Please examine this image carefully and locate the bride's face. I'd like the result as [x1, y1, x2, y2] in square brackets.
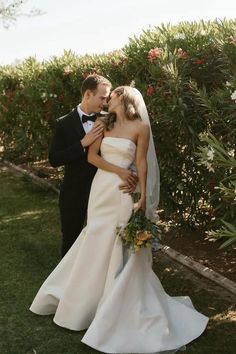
[107, 91, 123, 113]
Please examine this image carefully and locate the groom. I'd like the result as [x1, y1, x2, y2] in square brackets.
[49, 75, 136, 257]
[49, 75, 112, 257]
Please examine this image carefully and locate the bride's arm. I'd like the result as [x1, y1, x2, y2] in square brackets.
[88, 137, 137, 186]
[135, 123, 150, 212]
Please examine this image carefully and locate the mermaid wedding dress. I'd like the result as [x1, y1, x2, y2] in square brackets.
[30, 137, 208, 353]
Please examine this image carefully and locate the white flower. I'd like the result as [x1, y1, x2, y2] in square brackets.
[41, 92, 47, 98]
[207, 147, 214, 161]
[228, 149, 235, 157]
[226, 81, 231, 87]
[174, 33, 185, 40]
[206, 162, 215, 172]
[231, 90, 236, 101]
[54, 94, 57, 98]
[201, 159, 214, 172]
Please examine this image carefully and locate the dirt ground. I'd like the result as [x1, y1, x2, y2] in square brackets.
[153, 251, 236, 304]
[162, 229, 236, 282]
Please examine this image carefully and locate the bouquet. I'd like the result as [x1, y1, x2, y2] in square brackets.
[117, 208, 161, 252]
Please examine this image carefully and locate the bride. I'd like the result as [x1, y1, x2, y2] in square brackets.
[30, 86, 208, 354]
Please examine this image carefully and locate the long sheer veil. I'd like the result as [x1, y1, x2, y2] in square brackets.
[132, 88, 160, 222]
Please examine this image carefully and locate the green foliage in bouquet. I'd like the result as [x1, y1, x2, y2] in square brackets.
[118, 209, 161, 252]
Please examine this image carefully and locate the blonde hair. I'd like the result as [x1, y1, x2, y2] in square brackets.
[102, 86, 141, 131]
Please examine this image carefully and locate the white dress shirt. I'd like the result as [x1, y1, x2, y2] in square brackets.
[77, 104, 95, 134]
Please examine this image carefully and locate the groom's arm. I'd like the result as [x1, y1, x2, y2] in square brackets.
[49, 118, 104, 167]
[48, 119, 85, 167]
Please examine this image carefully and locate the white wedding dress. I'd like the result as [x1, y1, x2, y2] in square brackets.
[30, 137, 208, 354]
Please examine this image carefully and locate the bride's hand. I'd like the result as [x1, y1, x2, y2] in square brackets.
[118, 169, 137, 187]
[134, 197, 146, 213]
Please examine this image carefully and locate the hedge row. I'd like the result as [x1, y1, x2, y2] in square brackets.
[0, 19, 235, 229]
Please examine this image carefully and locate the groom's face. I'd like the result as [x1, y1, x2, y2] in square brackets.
[87, 84, 110, 113]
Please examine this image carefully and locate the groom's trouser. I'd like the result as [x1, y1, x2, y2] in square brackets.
[59, 207, 87, 258]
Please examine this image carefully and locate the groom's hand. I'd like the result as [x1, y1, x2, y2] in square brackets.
[119, 173, 138, 194]
[81, 120, 104, 147]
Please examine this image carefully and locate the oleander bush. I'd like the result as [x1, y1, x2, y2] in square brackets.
[122, 20, 236, 230]
[196, 133, 236, 247]
[0, 19, 235, 233]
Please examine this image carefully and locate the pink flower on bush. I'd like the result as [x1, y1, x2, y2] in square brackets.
[195, 58, 205, 65]
[147, 48, 162, 62]
[63, 66, 73, 76]
[227, 35, 235, 44]
[176, 48, 188, 59]
[146, 85, 155, 97]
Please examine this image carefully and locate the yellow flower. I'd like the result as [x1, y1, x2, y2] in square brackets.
[136, 230, 153, 241]
[136, 240, 144, 246]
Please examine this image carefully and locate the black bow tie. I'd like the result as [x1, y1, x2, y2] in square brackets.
[82, 114, 97, 123]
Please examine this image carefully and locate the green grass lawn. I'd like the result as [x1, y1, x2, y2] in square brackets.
[0, 168, 235, 354]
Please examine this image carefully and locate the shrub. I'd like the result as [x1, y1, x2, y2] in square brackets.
[1, 19, 236, 231]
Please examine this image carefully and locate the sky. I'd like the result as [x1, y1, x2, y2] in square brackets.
[0, 0, 236, 65]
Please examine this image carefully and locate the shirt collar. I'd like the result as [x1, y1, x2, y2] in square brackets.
[77, 104, 96, 122]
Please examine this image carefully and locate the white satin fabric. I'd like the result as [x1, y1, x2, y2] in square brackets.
[30, 137, 208, 353]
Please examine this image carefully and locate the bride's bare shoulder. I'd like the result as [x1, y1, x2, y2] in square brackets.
[136, 120, 150, 134]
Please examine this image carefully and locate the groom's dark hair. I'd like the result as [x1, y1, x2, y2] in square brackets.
[81, 74, 112, 96]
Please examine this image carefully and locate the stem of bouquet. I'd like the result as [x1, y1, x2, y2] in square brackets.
[132, 192, 141, 213]
[132, 192, 141, 204]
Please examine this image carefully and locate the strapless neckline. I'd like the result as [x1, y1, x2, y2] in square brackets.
[103, 136, 136, 148]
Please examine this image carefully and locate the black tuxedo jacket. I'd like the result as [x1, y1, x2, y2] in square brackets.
[48, 108, 97, 210]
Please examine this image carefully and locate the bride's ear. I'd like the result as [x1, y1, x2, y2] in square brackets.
[126, 103, 136, 116]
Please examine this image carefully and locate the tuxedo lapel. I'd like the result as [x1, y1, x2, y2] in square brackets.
[71, 108, 86, 137]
